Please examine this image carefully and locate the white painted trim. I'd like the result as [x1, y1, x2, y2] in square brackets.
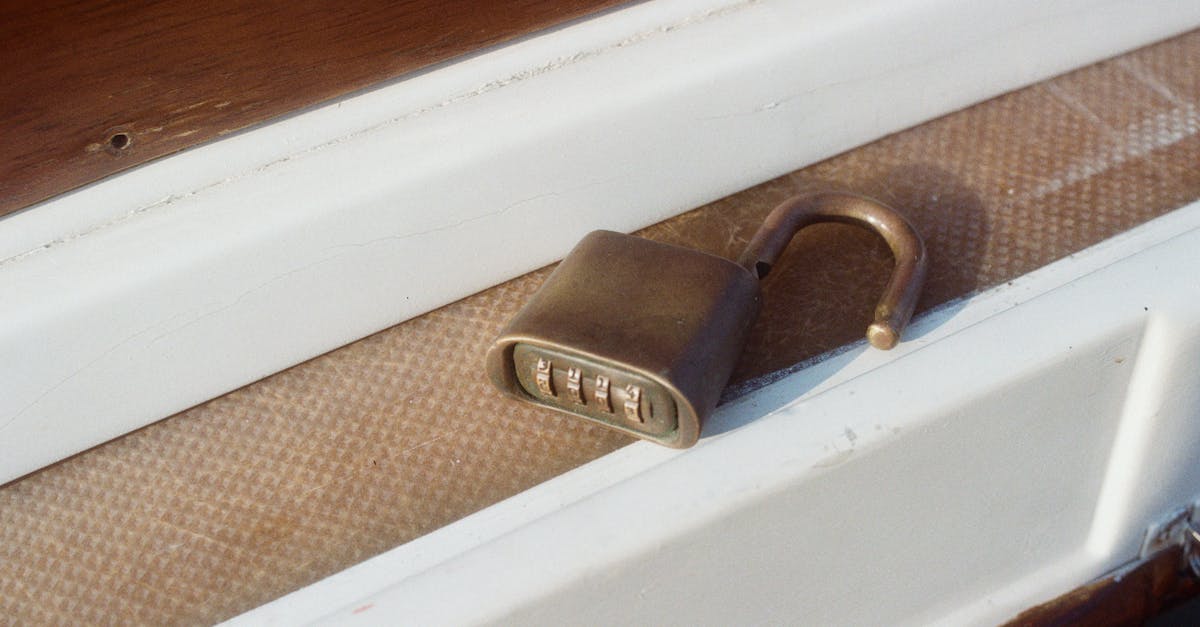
[3, 0, 1198, 482]
[232, 200, 1200, 625]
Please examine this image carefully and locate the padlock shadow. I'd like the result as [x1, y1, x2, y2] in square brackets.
[705, 342, 869, 438]
[873, 163, 993, 341]
[710, 164, 989, 436]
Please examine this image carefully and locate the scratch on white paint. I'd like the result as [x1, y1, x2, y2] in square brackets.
[0, 311, 195, 432]
[318, 176, 620, 255]
[812, 448, 854, 469]
[0, 1, 761, 270]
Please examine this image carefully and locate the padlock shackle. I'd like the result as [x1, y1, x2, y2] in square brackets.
[737, 193, 928, 350]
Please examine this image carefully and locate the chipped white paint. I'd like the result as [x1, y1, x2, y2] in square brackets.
[2, 0, 1199, 484]
[233, 200, 1200, 626]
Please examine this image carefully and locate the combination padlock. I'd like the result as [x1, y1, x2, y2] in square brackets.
[486, 193, 927, 448]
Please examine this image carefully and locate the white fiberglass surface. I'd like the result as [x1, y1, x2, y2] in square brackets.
[234, 200, 1200, 625]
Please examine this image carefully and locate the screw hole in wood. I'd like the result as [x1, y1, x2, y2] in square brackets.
[107, 132, 131, 153]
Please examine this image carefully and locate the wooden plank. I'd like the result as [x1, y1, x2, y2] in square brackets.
[0, 0, 629, 217]
[1005, 546, 1200, 626]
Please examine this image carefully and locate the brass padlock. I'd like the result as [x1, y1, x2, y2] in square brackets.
[486, 193, 927, 448]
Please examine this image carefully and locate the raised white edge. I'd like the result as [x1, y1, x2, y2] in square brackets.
[232, 199, 1200, 625]
[2, 0, 1198, 483]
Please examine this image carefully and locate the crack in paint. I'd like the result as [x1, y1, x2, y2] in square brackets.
[0, 0, 760, 270]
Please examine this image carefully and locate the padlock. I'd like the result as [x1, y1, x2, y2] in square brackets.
[486, 192, 927, 448]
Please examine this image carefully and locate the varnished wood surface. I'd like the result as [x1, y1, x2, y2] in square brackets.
[1005, 546, 1200, 626]
[0, 0, 630, 217]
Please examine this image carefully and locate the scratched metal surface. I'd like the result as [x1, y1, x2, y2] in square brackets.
[1, 29, 1198, 625]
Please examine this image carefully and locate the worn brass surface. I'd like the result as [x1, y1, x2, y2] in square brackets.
[487, 230, 760, 448]
[490, 194, 926, 446]
[739, 193, 928, 350]
[513, 345, 678, 437]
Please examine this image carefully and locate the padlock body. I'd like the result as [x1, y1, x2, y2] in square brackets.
[486, 230, 760, 448]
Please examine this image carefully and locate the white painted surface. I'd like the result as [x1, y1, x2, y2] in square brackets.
[233, 201, 1200, 626]
[3, 0, 1199, 482]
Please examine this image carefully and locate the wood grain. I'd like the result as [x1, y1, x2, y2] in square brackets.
[1005, 546, 1200, 626]
[0, 0, 630, 217]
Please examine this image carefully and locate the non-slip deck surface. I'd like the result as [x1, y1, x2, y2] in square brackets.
[1, 28, 1198, 625]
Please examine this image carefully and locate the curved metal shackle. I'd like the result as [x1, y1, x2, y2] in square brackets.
[737, 192, 928, 350]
